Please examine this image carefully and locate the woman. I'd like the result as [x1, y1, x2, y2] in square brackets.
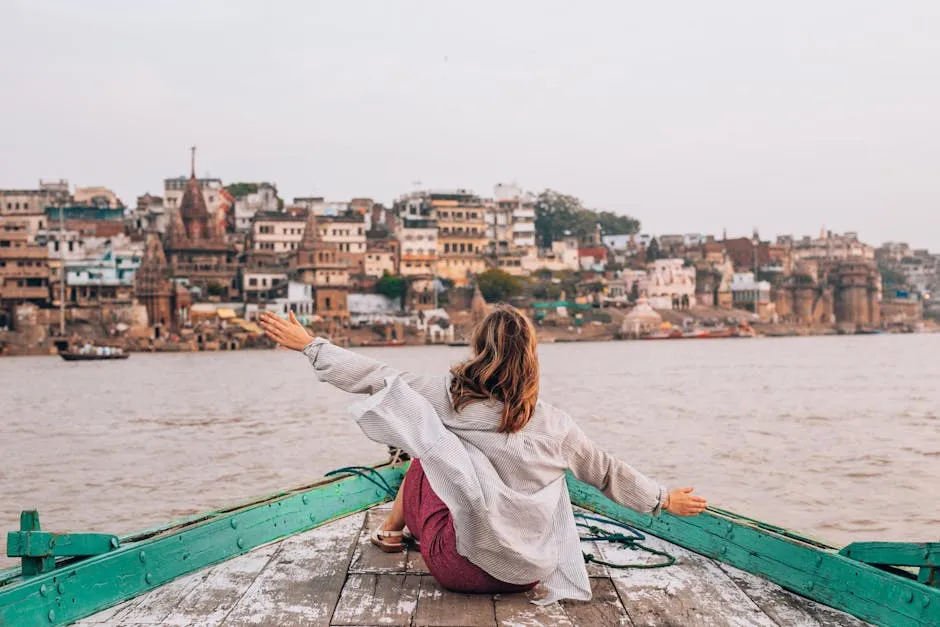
[260, 305, 706, 603]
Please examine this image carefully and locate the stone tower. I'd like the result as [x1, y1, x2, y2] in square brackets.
[135, 233, 173, 329]
[292, 210, 349, 322]
[164, 148, 237, 300]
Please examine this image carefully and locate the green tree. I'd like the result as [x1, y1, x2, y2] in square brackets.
[535, 190, 640, 247]
[646, 237, 662, 262]
[477, 269, 524, 303]
[594, 210, 640, 237]
[879, 267, 907, 291]
[224, 182, 259, 198]
[375, 272, 406, 301]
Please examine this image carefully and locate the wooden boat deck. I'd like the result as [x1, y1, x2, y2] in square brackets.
[77, 506, 868, 627]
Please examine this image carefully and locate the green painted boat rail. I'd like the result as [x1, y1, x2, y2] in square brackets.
[567, 473, 940, 627]
[7, 511, 119, 577]
[0, 463, 407, 626]
[840, 542, 939, 588]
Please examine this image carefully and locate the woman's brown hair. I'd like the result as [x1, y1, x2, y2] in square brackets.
[449, 304, 539, 433]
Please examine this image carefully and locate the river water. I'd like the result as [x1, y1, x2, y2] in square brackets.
[1, 335, 938, 567]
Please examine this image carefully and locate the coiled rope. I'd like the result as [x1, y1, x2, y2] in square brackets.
[575, 512, 676, 569]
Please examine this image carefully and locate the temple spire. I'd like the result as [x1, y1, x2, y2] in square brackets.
[190, 146, 196, 178]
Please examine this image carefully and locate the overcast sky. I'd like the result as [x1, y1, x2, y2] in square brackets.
[2, 1, 938, 249]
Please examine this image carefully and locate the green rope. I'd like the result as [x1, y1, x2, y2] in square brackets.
[575, 512, 676, 569]
[325, 466, 397, 498]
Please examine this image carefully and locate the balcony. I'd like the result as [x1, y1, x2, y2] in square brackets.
[438, 231, 487, 240]
[512, 209, 535, 220]
[0, 285, 49, 300]
[0, 266, 49, 279]
[512, 222, 536, 233]
[0, 246, 49, 260]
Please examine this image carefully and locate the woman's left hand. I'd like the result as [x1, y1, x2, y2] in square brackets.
[260, 311, 315, 351]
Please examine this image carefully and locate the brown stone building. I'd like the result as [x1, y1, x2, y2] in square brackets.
[774, 260, 881, 326]
[292, 210, 349, 323]
[135, 234, 174, 330]
[164, 161, 238, 300]
[0, 216, 50, 329]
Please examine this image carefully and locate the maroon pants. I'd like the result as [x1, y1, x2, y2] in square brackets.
[402, 459, 537, 594]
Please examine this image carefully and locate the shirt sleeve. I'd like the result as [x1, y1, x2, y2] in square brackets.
[302, 338, 432, 396]
[562, 419, 667, 516]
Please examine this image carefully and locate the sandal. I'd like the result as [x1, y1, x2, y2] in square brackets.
[370, 527, 405, 553]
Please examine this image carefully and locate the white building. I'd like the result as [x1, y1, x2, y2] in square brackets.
[251, 211, 306, 254]
[234, 184, 279, 232]
[602, 234, 634, 251]
[491, 183, 537, 252]
[646, 259, 696, 310]
[243, 269, 288, 301]
[347, 294, 405, 325]
[731, 272, 772, 311]
[521, 237, 580, 273]
[265, 281, 316, 319]
[398, 225, 437, 276]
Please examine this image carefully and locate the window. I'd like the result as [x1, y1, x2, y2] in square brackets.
[249, 278, 258, 287]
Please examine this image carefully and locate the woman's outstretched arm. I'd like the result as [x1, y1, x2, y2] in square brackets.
[260, 311, 428, 395]
[562, 419, 707, 517]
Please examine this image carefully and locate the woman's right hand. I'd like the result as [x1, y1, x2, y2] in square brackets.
[665, 487, 707, 516]
[260, 311, 315, 351]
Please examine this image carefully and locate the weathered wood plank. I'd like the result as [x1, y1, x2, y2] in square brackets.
[494, 589, 572, 626]
[348, 509, 408, 574]
[603, 534, 776, 627]
[407, 547, 430, 575]
[162, 542, 280, 626]
[413, 577, 496, 626]
[717, 562, 870, 627]
[222, 512, 364, 626]
[330, 573, 421, 626]
[115, 567, 211, 625]
[561, 577, 633, 627]
[74, 599, 138, 624]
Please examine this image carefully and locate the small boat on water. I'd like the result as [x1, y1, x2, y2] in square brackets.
[1, 456, 935, 626]
[702, 327, 733, 339]
[641, 328, 684, 340]
[357, 339, 407, 348]
[59, 344, 129, 361]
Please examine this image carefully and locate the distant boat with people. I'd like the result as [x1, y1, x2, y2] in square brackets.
[59, 344, 129, 361]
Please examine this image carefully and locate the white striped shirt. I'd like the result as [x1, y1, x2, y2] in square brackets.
[303, 339, 667, 604]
